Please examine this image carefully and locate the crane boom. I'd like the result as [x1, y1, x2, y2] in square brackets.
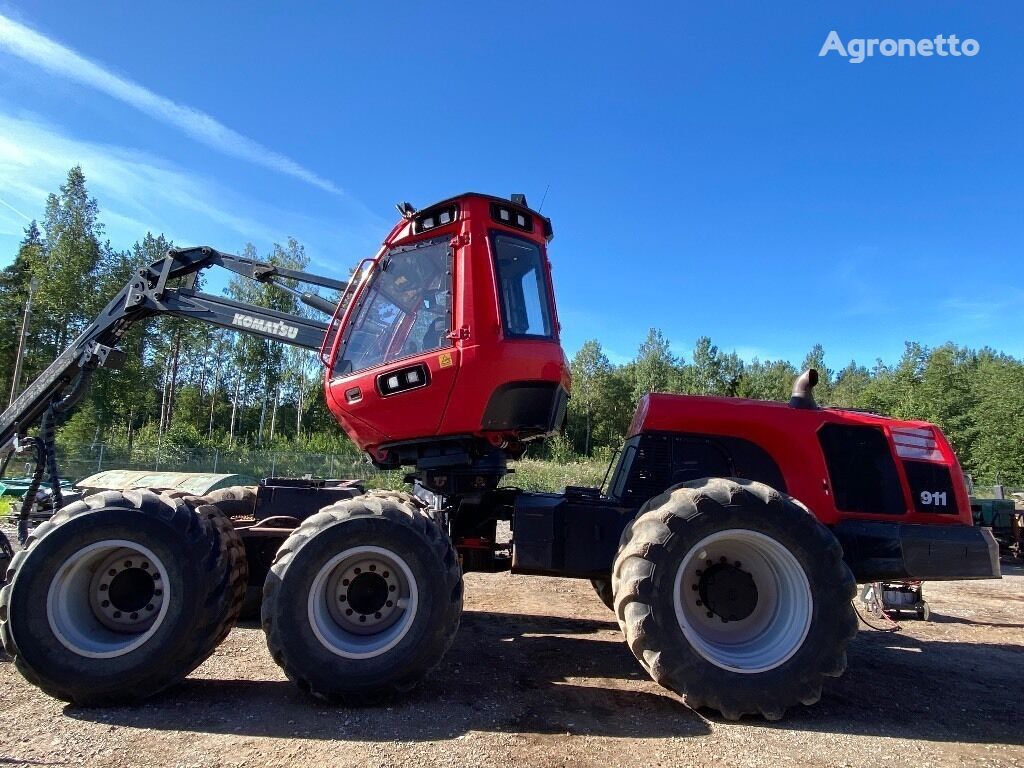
[0, 246, 345, 462]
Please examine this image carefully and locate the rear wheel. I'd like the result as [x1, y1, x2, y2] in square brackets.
[168, 486, 262, 620]
[263, 492, 462, 703]
[180, 487, 254, 626]
[0, 490, 231, 704]
[613, 478, 857, 721]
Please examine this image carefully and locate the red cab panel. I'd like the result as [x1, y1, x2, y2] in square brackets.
[324, 194, 570, 463]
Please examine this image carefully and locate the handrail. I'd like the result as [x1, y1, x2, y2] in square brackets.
[318, 257, 375, 369]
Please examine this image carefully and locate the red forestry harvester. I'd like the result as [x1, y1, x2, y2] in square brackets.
[0, 193, 999, 720]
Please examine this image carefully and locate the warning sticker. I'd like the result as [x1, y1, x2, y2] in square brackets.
[438, 352, 453, 369]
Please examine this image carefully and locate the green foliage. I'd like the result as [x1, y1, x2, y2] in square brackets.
[736, 359, 797, 401]
[34, 167, 104, 354]
[633, 328, 677, 401]
[0, 221, 42, 401]
[568, 339, 611, 455]
[504, 456, 608, 493]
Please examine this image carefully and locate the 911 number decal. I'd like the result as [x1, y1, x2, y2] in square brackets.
[920, 490, 948, 507]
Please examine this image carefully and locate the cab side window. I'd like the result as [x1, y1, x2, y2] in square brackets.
[492, 233, 554, 339]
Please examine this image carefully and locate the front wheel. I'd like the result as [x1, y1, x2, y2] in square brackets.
[0, 490, 230, 704]
[263, 492, 462, 703]
[613, 478, 857, 721]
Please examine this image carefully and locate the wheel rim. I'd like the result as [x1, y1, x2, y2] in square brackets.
[46, 539, 171, 659]
[307, 545, 418, 659]
[672, 529, 812, 673]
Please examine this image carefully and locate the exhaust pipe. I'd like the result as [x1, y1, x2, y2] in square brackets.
[789, 368, 819, 409]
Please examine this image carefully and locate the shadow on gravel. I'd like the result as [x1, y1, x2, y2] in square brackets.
[927, 613, 1024, 629]
[64, 610, 711, 741]
[765, 627, 1024, 745]
[62, 609, 1023, 745]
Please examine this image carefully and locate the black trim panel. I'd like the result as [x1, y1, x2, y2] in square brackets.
[482, 381, 566, 434]
[834, 520, 1000, 582]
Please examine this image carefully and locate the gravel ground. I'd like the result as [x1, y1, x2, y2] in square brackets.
[1, 520, 1022, 768]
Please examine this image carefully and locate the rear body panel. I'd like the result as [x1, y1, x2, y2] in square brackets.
[525, 392, 1001, 583]
[622, 393, 974, 529]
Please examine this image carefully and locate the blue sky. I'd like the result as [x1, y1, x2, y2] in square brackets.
[0, 1, 1021, 370]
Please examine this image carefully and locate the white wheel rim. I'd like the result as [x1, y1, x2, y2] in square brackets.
[46, 539, 171, 659]
[307, 545, 418, 659]
[673, 529, 812, 673]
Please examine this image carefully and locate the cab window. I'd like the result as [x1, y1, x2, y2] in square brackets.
[492, 233, 554, 339]
[334, 239, 451, 376]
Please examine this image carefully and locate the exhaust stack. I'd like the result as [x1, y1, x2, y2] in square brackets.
[789, 368, 819, 409]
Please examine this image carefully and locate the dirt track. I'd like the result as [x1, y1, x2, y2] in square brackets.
[1, 548, 1022, 768]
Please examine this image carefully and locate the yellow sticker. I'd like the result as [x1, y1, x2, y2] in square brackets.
[438, 352, 453, 369]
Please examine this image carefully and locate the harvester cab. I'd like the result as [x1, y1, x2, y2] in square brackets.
[321, 193, 570, 488]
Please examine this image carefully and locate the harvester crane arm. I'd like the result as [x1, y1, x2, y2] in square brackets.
[0, 245, 346, 469]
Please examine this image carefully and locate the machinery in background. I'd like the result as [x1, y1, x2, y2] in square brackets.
[971, 490, 1023, 561]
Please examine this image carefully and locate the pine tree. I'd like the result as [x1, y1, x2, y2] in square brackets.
[0, 221, 43, 401]
[633, 328, 676, 402]
[34, 167, 104, 356]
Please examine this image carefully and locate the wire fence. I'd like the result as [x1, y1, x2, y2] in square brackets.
[0, 443, 1019, 501]
[2, 443, 402, 487]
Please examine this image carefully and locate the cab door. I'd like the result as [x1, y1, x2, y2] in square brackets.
[326, 237, 459, 443]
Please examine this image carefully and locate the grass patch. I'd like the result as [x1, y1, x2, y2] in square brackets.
[503, 456, 609, 493]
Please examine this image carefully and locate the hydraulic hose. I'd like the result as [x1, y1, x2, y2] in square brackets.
[17, 437, 45, 545]
[15, 370, 94, 543]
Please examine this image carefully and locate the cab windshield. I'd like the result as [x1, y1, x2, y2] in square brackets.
[334, 239, 451, 376]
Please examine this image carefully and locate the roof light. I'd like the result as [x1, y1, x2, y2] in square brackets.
[490, 202, 534, 232]
[413, 204, 459, 234]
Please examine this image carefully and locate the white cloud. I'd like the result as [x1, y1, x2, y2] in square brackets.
[941, 293, 1024, 330]
[0, 12, 341, 195]
[0, 192, 31, 221]
[0, 110, 380, 271]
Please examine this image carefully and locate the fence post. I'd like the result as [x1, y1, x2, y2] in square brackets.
[97, 444, 105, 473]
[213, 449, 219, 473]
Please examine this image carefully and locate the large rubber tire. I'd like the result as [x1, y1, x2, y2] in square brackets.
[612, 478, 857, 721]
[177, 487, 254, 626]
[263, 491, 462, 704]
[206, 487, 261, 620]
[0, 490, 232, 705]
[0, 530, 13, 586]
[175, 499, 248, 646]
